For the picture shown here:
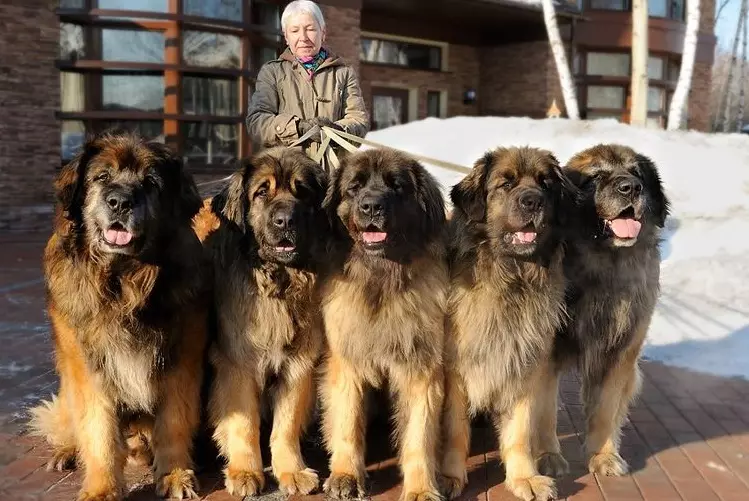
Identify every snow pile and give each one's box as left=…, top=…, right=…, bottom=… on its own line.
left=365, top=116, right=749, bottom=379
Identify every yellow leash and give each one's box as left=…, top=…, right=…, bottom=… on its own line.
left=319, top=126, right=472, bottom=174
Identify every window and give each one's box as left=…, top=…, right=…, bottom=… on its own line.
left=61, top=120, right=85, bottom=161
left=100, top=29, right=165, bottom=63
left=361, top=38, right=442, bottom=71
left=586, top=52, right=629, bottom=77
left=182, top=122, right=239, bottom=165
left=648, top=87, right=665, bottom=112
left=648, top=0, right=668, bottom=16
left=586, top=111, right=622, bottom=121
left=426, top=91, right=443, bottom=118
left=183, top=0, right=242, bottom=22
left=587, top=86, right=625, bottom=109
left=98, top=0, right=168, bottom=12
left=60, top=23, right=85, bottom=60
left=60, top=0, right=85, bottom=8
left=589, top=0, right=627, bottom=10
left=252, top=1, right=281, bottom=29
left=250, top=45, right=278, bottom=69
left=183, top=76, right=239, bottom=116
left=102, top=74, right=164, bottom=112
left=183, top=31, right=241, bottom=68
left=60, top=72, right=85, bottom=112
left=648, top=56, right=665, bottom=80
left=57, top=2, right=280, bottom=168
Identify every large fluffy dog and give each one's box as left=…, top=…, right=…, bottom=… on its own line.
left=30, top=132, right=208, bottom=500
left=441, top=147, right=577, bottom=501
left=535, top=144, right=669, bottom=477
left=319, top=148, right=449, bottom=501
left=196, top=147, right=329, bottom=497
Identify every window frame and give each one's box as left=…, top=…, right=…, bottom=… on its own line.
left=576, top=48, right=679, bottom=126
left=581, top=0, right=685, bottom=20
left=56, top=0, right=285, bottom=171
left=359, top=31, right=449, bottom=72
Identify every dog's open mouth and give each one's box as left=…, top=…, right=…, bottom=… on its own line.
left=274, top=237, right=296, bottom=253
left=361, top=224, right=387, bottom=247
left=103, top=222, right=134, bottom=247
left=509, top=224, right=537, bottom=245
left=605, top=207, right=641, bottom=239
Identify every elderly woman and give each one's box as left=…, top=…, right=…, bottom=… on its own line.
left=246, top=0, right=369, bottom=165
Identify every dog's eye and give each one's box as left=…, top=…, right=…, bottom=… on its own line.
left=94, top=172, right=110, bottom=183
left=255, top=183, right=269, bottom=199
left=347, top=182, right=360, bottom=197
left=498, top=180, right=513, bottom=190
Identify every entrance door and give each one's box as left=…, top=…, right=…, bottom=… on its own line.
left=370, top=87, right=409, bottom=130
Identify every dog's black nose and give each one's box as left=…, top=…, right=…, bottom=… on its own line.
left=359, top=195, right=384, bottom=218
left=272, top=207, right=294, bottom=230
left=519, top=190, right=543, bottom=212
left=106, top=190, right=133, bottom=213
left=616, top=177, right=643, bottom=198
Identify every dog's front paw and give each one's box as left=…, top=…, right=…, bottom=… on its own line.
left=589, top=452, right=628, bottom=476
left=156, top=468, right=199, bottom=499
left=47, top=446, right=77, bottom=472
left=537, top=452, right=569, bottom=478
left=277, top=467, right=319, bottom=495
left=505, top=474, right=556, bottom=501
left=439, top=474, right=466, bottom=500
left=402, top=488, right=443, bottom=501
left=77, top=487, right=122, bottom=501
left=224, top=468, right=265, bottom=497
left=323, top=472, right=365, bottom=499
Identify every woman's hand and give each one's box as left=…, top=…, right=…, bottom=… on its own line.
left=297, top=117, right=343, bottom=143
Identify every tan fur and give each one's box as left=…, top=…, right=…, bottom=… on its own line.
left=441, top=147, right=574, bottom=501
left=319, top=148, right=449, bottom=501
left=200, top=147, right=329, bottom=496
left=28, top=132, right=208, bottom=501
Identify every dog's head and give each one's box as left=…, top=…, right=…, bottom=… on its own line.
left=564, top=144, right=669, bottom=248
left=54, top=131, right=202, bottom=258
left=323, top=148, right=446, bottom=261
left=211, top=146, right=329, bottom=266
left=451, top=147, right=577, bottom=258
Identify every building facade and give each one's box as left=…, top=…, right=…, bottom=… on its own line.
left=0, top=0, right=715, bottom=231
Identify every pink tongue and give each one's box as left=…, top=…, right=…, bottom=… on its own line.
left=609, top=218, right=642, bottom=239
left=362, top=232, right=387, bottom=243
left=513, top=231, right=537, bottom=244
left=104, top=229, right=133, bottom=246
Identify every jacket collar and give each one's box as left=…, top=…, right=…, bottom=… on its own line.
left=278, top=46, right=343, bottom=72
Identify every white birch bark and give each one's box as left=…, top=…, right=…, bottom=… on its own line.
left=735, top=6, right=747, bottom=131
left=541, top=0, right=580, bottom=119
left=667, top=0, right=701, bottom=130
left=630, top=0, right=649, bottom=126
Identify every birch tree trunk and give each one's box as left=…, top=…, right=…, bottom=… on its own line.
left=541, top=0, right=580, bottom=119
left=630, top=0, right=649, bottom=126
left=735, top=6, right=747, bottom=131
left=719, top=0, right=747, bottom=131
left=667, top=0, right=701, bottom=130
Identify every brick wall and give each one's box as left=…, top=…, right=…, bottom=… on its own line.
left=320, top=4, right=362, bottom=75
left=359, top=44, right=481, bottom=123
left=0, top=0, right=59, bottom=232
left=480, top=41, right=557, bottom=118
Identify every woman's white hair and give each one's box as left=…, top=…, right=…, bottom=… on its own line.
left=281, top=0, right=326, bottom=32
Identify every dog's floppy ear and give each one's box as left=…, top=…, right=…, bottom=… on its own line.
left=635, top=153, right=670, bottom=228
left=411, top=158, right=447, bottom=238
left=212, top=158, right=251, bottom=230
left=148, top=141, right=202, bottom=222
left=450, top=151, right=491, bottom=222
left=54, top=136, right=102, bottom=222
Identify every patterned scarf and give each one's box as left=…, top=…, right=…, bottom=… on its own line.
left=297, top=47, right=328, bottom=79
